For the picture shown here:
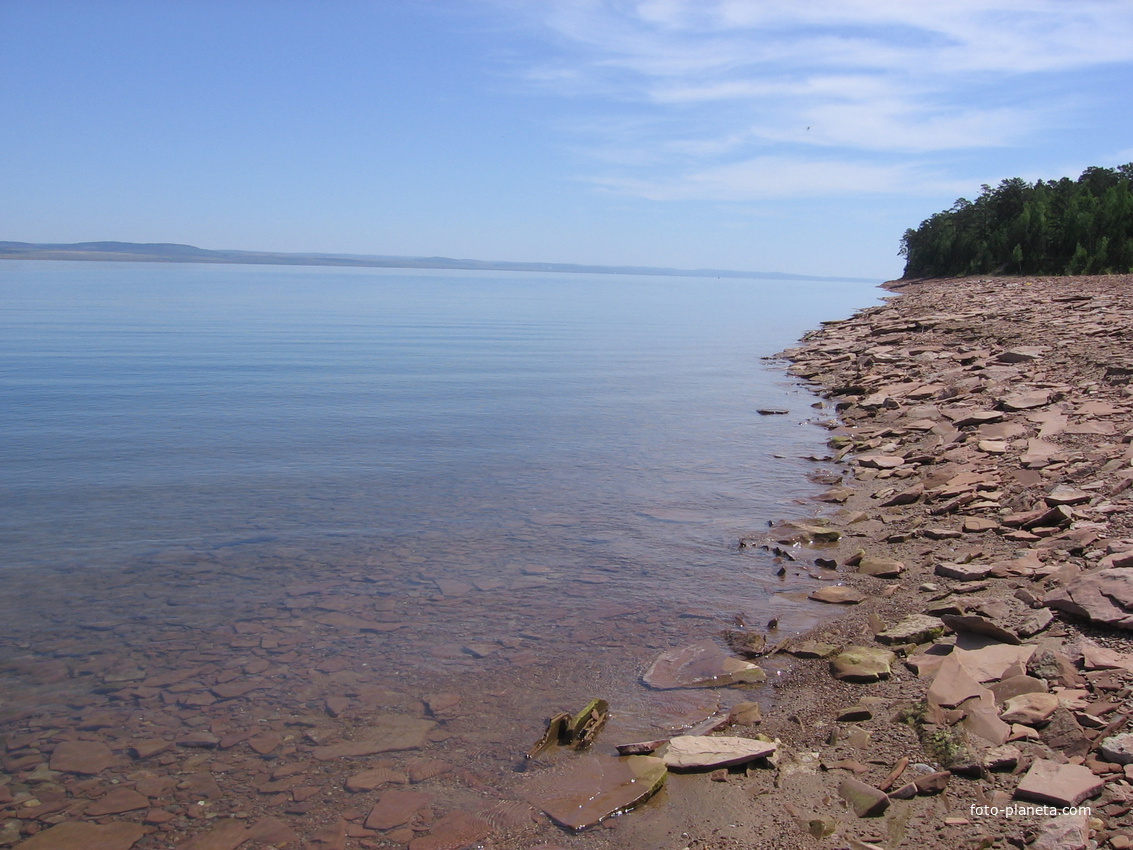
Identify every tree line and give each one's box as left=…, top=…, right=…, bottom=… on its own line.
left=899, top=164, right=1133, bottom=278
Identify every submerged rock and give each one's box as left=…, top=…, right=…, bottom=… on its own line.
left=643, top=639, right=766, bottom=689
left=13, top=821, right=146, bottom=850
left=526, top=755, right=666, bottom=830
left=311, top=714, right=436, bottom=759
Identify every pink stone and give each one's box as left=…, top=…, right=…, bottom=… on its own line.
left=1015, top=759, right=1104, bottom=807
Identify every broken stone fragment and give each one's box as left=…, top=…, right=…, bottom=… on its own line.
left=1014, top=758, right=1104, bottom=807
left=642, top=639, right=766, bottom=689
left=999, top=692, right=1060, bottom=726
left=345, top=767, right=409, bottom=792
left=527, top=755, right=667, bottom=830
left=856, top=556, right=905, bottom=578
left=365, top=789, right=434, bottom=830
left=661, top=735, right=776, bottom=770
left=49, top=740, right=117, bottom=775
left=728, top=702, right=763, bottom=725
left=310, top=715, right=436, bottom=759
left=780, top=522, right=842, bottom=544
left=940, top=613, right=1021, bottom=644
left=785, top=640, right=840, bottom=658
left=935, top=562, right=992, bottom=581
left=808, top=586, right=866, bottom=605
left=880, top=484, right=923, bottom=506
left=912, top=771, right=950, bottom=795
left=830, top=647, right=896, bottom=682
left=875, top=614, right=944, bottom=646
left=11, top=821, right=147, bottom=850
left=1045, top=484, right=1092, bottom=506
left=1044, top=568, right=1133, bottom=630
left=409, top=811, right=491, bottom=850
left=837, top=777, right=890, bottom=817
left=1098, top=732, right=1133, bottom=765
left=998, top=391, right=1051, bottom=411
left=85, top=787, right=150, bottom=816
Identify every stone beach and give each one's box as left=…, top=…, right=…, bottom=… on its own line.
left=3, top=273, right=1133, bottom=849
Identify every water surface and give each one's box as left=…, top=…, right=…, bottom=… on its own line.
left=0, top=261, right=880, bottom=846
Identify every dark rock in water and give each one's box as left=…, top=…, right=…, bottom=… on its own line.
left=757, top=408, right=789, bottom=415
left=724, top=629, right=767, bottom=658
left=569, top=698, right=608, bottom=749
left=643, top=639, right=766, bottom=689
left=615, top=739, right=667, bottom=756
left=526, top=755, right=667, bottom=830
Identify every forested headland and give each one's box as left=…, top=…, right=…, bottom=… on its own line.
left=899, top=164, right=1133, bottom=278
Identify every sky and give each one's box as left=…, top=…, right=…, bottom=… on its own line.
left=3, top=1, right=1133, bottom=280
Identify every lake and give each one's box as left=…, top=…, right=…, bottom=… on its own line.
left=0, top=261, right=880, bottom=847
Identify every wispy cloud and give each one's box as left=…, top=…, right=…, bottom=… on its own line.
left=489, top=0, right=1133, bottom=200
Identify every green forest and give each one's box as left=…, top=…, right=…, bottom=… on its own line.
left=899, top=164, right=1133, bottom=278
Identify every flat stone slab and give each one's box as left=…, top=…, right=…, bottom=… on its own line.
left=1015, top=758, right=1104, bottom=807
left=408, top=811, right=491, bottom=850
left=527, top=755, right=666, bottom=830
left=999, top=391, right=1051, bottom=411
left=1000, top=692, right=1060, bottom=726
left=857, top=556, right=904, bottom=578
left=1099, top=732, right=1133, bottom=765
left=49, top=740, right=117, bottom=775
left=1045, top=485, right=1092, bottom=506
left=643, top=639, right=765, bottom=689
left=856, top=454, right=905, bottom=469
left=311, top=714, right=436, bottom=759
left=345, top=767, right=409, bottom=792
left=1045, top=568, right=1133, bottom=630
left=936, top=562, right=992, bottom=581
left=875, top=614, right=944, bottom=646
left=661, top=735, right=776, bottom=769
left=831, top=647, right=895, bottom=682
left=365, top=789, right=433, bottom=830
left=86, top=787, right=150, bottom=816
left=809, top=586, right=866, bottom=605
left=14, top=821, right=147, bottom=850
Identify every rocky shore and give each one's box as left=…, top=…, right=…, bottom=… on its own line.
left=702, top=274, right=1133, bottom=849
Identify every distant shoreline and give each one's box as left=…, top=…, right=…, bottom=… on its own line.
left=0, top=240, right=879, bottom=283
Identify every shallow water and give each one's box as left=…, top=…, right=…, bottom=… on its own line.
left=0, top=261, right=880, bottom=845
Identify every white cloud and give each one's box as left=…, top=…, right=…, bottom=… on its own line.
left=488, top=0, right=1133, bottom=201
left=590, top=156, right=969, bottom=201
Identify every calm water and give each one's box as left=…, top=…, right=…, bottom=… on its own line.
left=0, top=261, right=880, bottom=846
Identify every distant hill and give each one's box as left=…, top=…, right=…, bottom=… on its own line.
left=0, top=240, right=877, bottom=283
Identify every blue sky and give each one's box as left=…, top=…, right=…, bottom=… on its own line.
left=3, top=1, right=1133, bottom=279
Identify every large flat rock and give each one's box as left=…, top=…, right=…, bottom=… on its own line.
left=1015, top=759, right=1104, bottom=807
left=1045, top=568, right=1133, bottom=630
left=311, top=714, right=436, bottom=760
left=15, top=822, right=147, bottom=850
left=661, top=735, right=776, bottom=770
left=526, top=755, right=666, bottom=830
left=643, top=639, right=765, bottom=689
